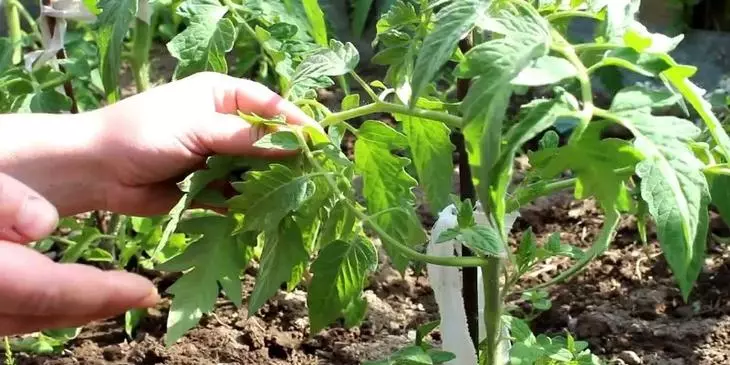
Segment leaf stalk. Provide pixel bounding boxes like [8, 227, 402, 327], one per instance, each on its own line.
[551, 32, 594, 144]
[320, 101, 463, 129]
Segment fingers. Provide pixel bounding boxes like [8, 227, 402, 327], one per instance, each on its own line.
[0, 173, 58, 243]
[193, 113, 305, 156]
[0, 243, 159, 320]
[201, 72, 322, 131]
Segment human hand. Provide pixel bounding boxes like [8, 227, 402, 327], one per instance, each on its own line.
[93, 72, 320, 216]
[0, 173, 157, 336]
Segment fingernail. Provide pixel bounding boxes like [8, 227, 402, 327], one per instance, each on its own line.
[16, 195, 59, 240]
[138, 287, 161, 308]
[108, 271, 160, 307]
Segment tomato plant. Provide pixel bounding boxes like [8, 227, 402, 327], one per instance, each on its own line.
[3, 0, 730, 364]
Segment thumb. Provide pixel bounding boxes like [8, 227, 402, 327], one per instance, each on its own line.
[0, 172, 58, 243]
[192, 113, 300, 157]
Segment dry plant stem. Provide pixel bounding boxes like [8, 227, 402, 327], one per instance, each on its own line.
[4, 0, 22, 64]
[293, 129, 490, 268]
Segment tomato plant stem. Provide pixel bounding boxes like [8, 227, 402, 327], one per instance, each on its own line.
[293, 129, 490, 268]
[321, 102, 463, 129]
[4, 0, 22, 65]
[482, 258, 504, 365]
[132, 18, 152, 93]
[3, 336, 12, 365]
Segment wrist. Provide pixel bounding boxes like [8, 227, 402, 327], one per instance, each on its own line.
[0, 111, 110, 216]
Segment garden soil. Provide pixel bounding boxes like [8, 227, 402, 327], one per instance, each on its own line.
[12, 49, 730, 365]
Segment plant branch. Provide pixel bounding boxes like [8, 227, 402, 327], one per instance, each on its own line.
[505, 165, 635, 212]
[4, 0, 22, 65]
[293, 129, 490, 268]
[320, 101, 463, 129]
[131, 17, 153, 93]
[349, 71, 379, 102]
[551, 32, 594, 144]
[10, 0, 40, 41]
[295, 98, 333, 115]
[573, 43, 623, 53]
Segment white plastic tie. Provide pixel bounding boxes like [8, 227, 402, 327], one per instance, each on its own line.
[137, 0, 151, 24]
[40, 0, 96, 21]
[427, 204, 519, 364]
[23, 14, 66, 71]
[427, 204, 478, 365]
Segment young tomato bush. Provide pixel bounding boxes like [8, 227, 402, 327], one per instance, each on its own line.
[3, 0, 730, 364]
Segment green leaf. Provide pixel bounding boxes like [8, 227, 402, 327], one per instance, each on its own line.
[623, 22, 683, 54]
[96, 0, 138, 102]
[410, 0, 487, 104]
[341, 94, 361, 111]
[160, 215, 245, 345]
[510, 55, 577, 87]
[395, 114, 455, 214]
[156, 156, 239, 258]
[595, 0, 641, 41]
[610, 85, 681, 114]
[289, 39, 359, 97]
[14, 90, 72, 113]
[0, 38, 13, 72]
[617, 112, 710, 299]
[248, 218, 309, 315]
[302, 0, 329, 46]
[538, 130, 559, 150]
[253, 130, 300, 151]
[502, 315, 534, 343]
[459, 28, 550, 207]
[710, 175, 730, 228]
[488, 99, 566, 221]
[82, 248, 114, 262]
[595, 48, 673, 78]
[355, 120, 425, 271]
[319, 199, 357, 246]
[415, 320, 440, 346]
[516, 228, 537, 272]
[124, 309, 145, 338]
[662, 65, 730, 159]
[295, 39, 359, 78]
[530, 121, 642, 211]
[167, 0, 236, 79]
[308, 237, 377, 333]
[443, 224, 506, 257]
[228, 164, 316, 233]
